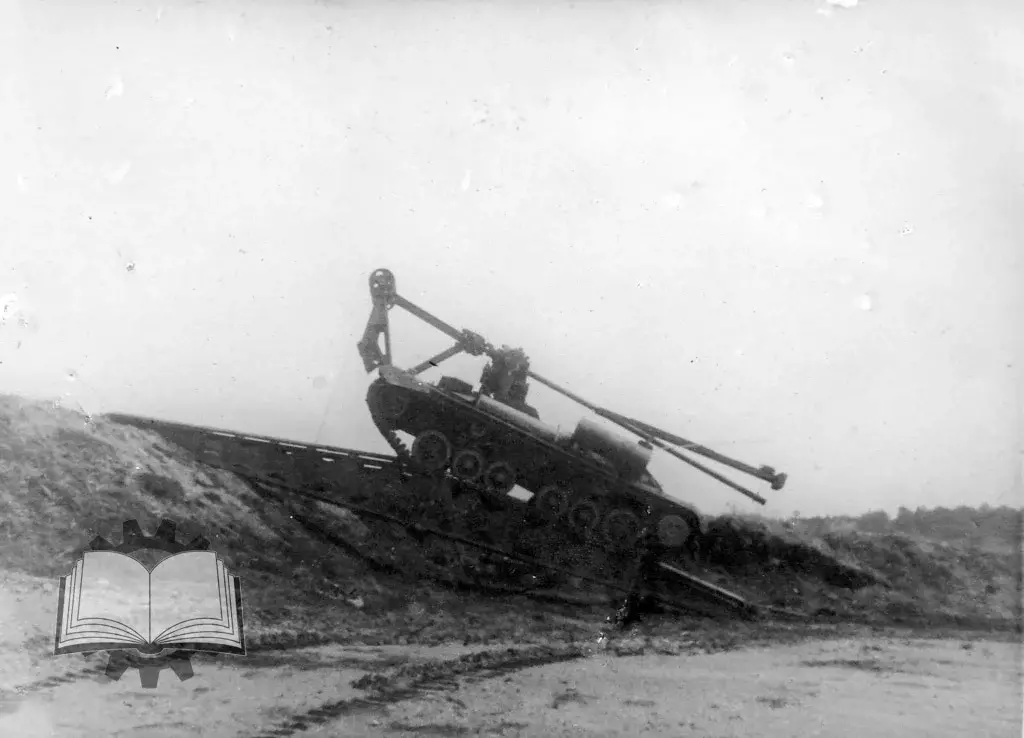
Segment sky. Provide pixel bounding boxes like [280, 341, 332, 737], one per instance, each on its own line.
[1, 0, 1021, 518]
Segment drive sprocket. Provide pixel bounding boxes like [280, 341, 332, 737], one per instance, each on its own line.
[87, 518, 211, 688]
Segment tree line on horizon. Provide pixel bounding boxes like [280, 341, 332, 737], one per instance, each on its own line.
[774, 504, 1023, 548]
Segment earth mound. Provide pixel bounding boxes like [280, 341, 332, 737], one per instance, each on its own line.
[697, 512, 1021, 630]
[2, 392, 1019, 658]
[0, 394, 592, 656]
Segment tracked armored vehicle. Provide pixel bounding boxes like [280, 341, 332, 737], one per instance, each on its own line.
[99, 266, 792, 617]
[358, 268, 788, 554]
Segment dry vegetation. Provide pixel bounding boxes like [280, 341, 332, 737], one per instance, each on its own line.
[1, 392, 1020, 658]
[696, 509, 1021, 630]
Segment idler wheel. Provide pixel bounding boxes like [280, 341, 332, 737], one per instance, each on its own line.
[534, 484, 570, 520]
[451, 449, 486, 482]
[656, 514, 691, 549]
[411, 430, 451, 471]
[483, 461, 517, 496]
[603, 509, 642, 549]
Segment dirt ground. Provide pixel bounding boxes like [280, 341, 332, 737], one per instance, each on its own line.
[1, 396, 1020, 736]
[413, 636, 1021, 738]
[0, 631, 1019, 737]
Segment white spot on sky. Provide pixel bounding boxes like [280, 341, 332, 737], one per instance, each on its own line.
[468, 104, 488, 127]
[860, 251, 890, 270]
[125, 261, 136, 273]
[827, 0, 859, 7]
[748, 202, 768, 220]
[156, 7, 163, 21]
[227, 27, 236, 42]
[858, 293, 874, 311]
[0, 294, 19, 323]
[461, 170, 472, 191]
[781, 51, 796, 67]
[16, 174, 27, 192]
[735, 347, 745, 357]
[900, 223, 914, 236]
[661, 192, 683, 210]
[105, 77, 124, 99]
[104, 161, 132, 185]
[804, 192, 825, 211]
[0, 294, 32, 329]
[857, 238, 888, 267]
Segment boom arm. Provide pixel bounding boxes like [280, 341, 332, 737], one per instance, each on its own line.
[357, 268, 495, 374]
[525, 371, 787, 503]
[357, 268, 788, 504]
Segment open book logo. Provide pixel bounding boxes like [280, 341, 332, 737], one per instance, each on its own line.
[54, 519, 246, 688]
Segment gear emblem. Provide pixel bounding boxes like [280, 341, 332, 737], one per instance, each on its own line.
[87, 518, 211, 688]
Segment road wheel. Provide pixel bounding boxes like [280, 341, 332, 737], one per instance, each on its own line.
[603, 508, 642, 550]
[451, 448, 485, 483]
[483, 460, 517, 496]
[533, 484, 570, 521]
[568, 497, 602, 539]
[656, 514, 691, 549]
[411, 430, 451, 472]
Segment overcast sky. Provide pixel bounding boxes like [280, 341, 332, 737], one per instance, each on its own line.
[1, 0, 1021, 518]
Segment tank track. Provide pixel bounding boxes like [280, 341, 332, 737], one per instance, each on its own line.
[358, 476, 641, 594]
[368, 378, 414, 468]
